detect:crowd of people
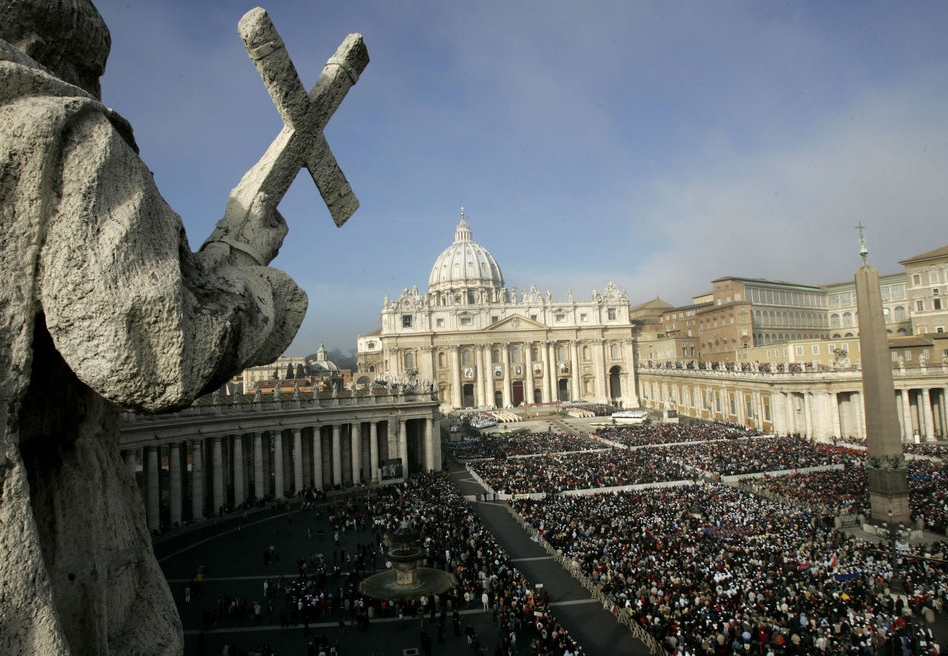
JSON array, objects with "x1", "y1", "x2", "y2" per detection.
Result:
[
  {"x1": 594, "y1": 422, "x2": 762, "y2": 448},
  {"x1": 444, "y1": 430, "x2": 605, "y2": 460},
  {"x1": 511, "y1": 484, "x2": 947, "y2": 655},
  {"x1": 194, "y1": 472, "x2": 586, "y2": 655},
  {"x1": 470, "y1": 448, "x2": 694, "y2": 495}
]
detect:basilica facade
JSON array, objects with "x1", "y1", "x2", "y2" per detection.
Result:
[{"x1": 356, "y1": 213, "x2": 639, "y2": 412}]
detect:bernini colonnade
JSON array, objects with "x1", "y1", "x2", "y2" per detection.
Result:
[
  {"x1": 119, "y1": 390, "x2": 440, "y2": 533},
  {"x1": 638, "y1": 364, "x2": 947, "y2": 442}
]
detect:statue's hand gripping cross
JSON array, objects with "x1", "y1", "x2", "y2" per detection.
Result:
[{"x1": 208, "y1": 8, "x2": 368, "y2": 265}]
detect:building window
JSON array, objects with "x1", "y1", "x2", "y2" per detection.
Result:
[
  {"x1": 916, "y1": 300, "x2": 926, "y2": 312},
  {"x1": 607, "y1": 308, "x2": 617, "y2": 320},
  {"x1": 404, "y1": 352, "x2": 414, "y2": 370},
  {"x1": 894, "y1": 306, "x2": 907, "y2": 321},
  {"x1": 930, "y1": 271, "x2": 940, "y2": 285},
  {"x1": 492, "y1": 349, "x2": 500, "y2": 364},
  {"x1": 610, "y1": 344, "x2": 619, "y2": 359},
  {"x1": 795, "y1": 346, "x2": 804, "y2": 356},
  {"x1": 402, "y1": 315, "x2": 412, "y2": 328},
  {"x1": 913, "y1": 274, "x2": 922, "y2": 285},
  {"x1": 367, "y1": 341, "x2": 375, "y2": 349},
  {"x1": 459, "y1": 317, "x2": 472, "y2": 326},
  {"x1": 491, "y1": 315, "x2": 499, "y2": 324},
  {"x1": 557, "y1": 345, "x2": 567, "y2": 361},
  {"x1": 554, "y1": 313, "x2": 565, "y2": 322},
  {"x1": 511, "y1": 347, "x2": 522, "y2": 363},
  {"x1": 436, "y1": 318, "x2": 444, "y2": 327},
  {"x1": 934, "y1": 299, "x2": 943, "y2": 310},
  {"x1": 580, "y1": 313, "x2": 587, "y2": 322},
  {"x1": 462, "y1": 350, "x2": 473, "y2": 366},
  {"x1": 811, "y1": 345, "x2": 820, "y2": 355}
]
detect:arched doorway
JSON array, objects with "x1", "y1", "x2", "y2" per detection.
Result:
[
  {"x1": 462, "y1": 383, "x2": 476, "y2": 408},
  {"x1": 557, "y1": 379, "x2": 570, "y2": 402},
  {"x1": 512, "y1": 381, "x2": 524, "y2": 406},
  {"x1": 609, "y1": 366, "x2": 622, "y2": 402}
]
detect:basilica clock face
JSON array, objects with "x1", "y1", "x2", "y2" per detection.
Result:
[{"x1": 463, "y1": 367, "x2": 475, "y2": 378}]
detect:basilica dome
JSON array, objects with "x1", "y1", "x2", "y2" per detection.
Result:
[{"x1": 428, "y1": 212, "x2": 504, "y2": 294}]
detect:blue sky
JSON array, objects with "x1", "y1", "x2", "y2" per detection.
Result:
[{"x1": 93, "y1": 1, "x2": 948, "y2": 356}]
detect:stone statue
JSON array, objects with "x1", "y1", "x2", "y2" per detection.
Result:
[{"x1": 0, "y1": 2, "x2": 366, "y2": 654}]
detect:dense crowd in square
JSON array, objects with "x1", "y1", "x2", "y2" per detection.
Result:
[
  {"x1": 470, "y1": 448, "x2": 694, "y2": 495},
  {"x1": 510, "y1": 484, "x2": 947, "y2": 655}
]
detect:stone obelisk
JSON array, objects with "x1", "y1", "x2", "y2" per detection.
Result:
[{"x1": 855, "y1": 226, "x2": 910, "y2": 523}]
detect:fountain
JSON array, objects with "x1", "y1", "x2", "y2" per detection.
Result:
[{"x1": 359, "y1": 521, "x2": 456, "y2": 600}]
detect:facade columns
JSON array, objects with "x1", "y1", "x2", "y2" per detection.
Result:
[
  {"x1": 450, "y1": 347, "x2": 462, "y2": 408},
  {"x1": 501, "y1": 343, "x2": 511, "y2": 408},
  {"x1": 525, "y1": 343, "x2": 535, "y2": 405},
  {"x1": 570, "y1": 341, "x2": 582, "y2": 402},
  {"x1": 169, "y1": 442, "x2": 182, "y2": 527},
  {"x1": 332, "y1": 424, "x2": 342, "y2": 487},
  {"x1": 593, "y1": 340, "x2": 607, "y2": 402},
  {"x1": 369, "y1": 421, "x2": 379, "y2": 482},
  {"x1": 480, "y1": 345, "x2": 492, "y2": 407},
  {"x1": 273, "y1": 430, "x2": 285, "y2": 499},
  {"x1": 191, "y1": 439, "x2": 204, "y2": 521},
  {"x1": 145, "y1": 445, "x2": 160, "y2": 533},
  {"x1": 352, "y1": 422, "x2": 363, "y2": 484}
]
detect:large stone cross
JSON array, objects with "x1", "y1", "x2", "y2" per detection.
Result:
[{"x1": 228, "y1": 7, "x2": 369, "y2": 228}]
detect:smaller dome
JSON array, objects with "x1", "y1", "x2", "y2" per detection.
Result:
[{"x1": 428, "y1": 210, "x2": 504, "y2": 293}]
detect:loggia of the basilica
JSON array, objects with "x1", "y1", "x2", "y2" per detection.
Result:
[{"x1": 119, "y1": 212, "x2": 948, "y2": 533}]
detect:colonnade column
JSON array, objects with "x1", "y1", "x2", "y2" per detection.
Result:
[
  {"x1": 922, "y1": 388, "x2": 936, "y2": 441},
  {"x1": 369, "y1": 422, "x2": 379, "y2": 482},
  {"x1": 169, "y1": 442, "x2": 182, "y2": 527},
  {"x1": 312, "y1": 427, "x2": 323, "y2": 490},
  {"x1": 830, "y1": 392, "x2": 842, "y2": 440},
  {"x1": 253, "y1": 432, "x2": 264, "y2": 499},
  {"x1": 399, "y1": 419, "x2": 409, "y2": 477},
  {"x1": 424, "y1": 416, "x2": 435, "y2": 471},
  {"x1": 900, "y1": 389, "x2": 913, "y2": 441},
  {"x1": 212, "y1": 437, "x2": 224, "y2": 514},
  {"x1": 803, "y1": 393, "x2": 814, "y2": 438},
  {"x1": 231, "y1": 435, "x2": 245, "y2": 508},
  {"x1": 124, "y1": 449, "x2": 137, "y2": 480},
  {"x1": 570, "y1": 341, "x2": 581, "y2": 402},
  {"x1": 145, "y1": 445, "x2": 160, "y2": 533},
  {"x1": 191, "y1": 439, "x2": 204, "y2": 521},
  {"x1": 853, "y1": 392, "x2": 865, "y2": 439},
  {"x1": 293, "y1": 428, "x2": 303, "y2": 494},
  {"x1": 351, "y1": 422, "x2": 363, "y2": 484},
  {"x1": 273, "y1": 430, "x2": 285, "y2": 499},
  {"x1": 332, "y1": 424, "x2": 342, "y2": 487}
]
